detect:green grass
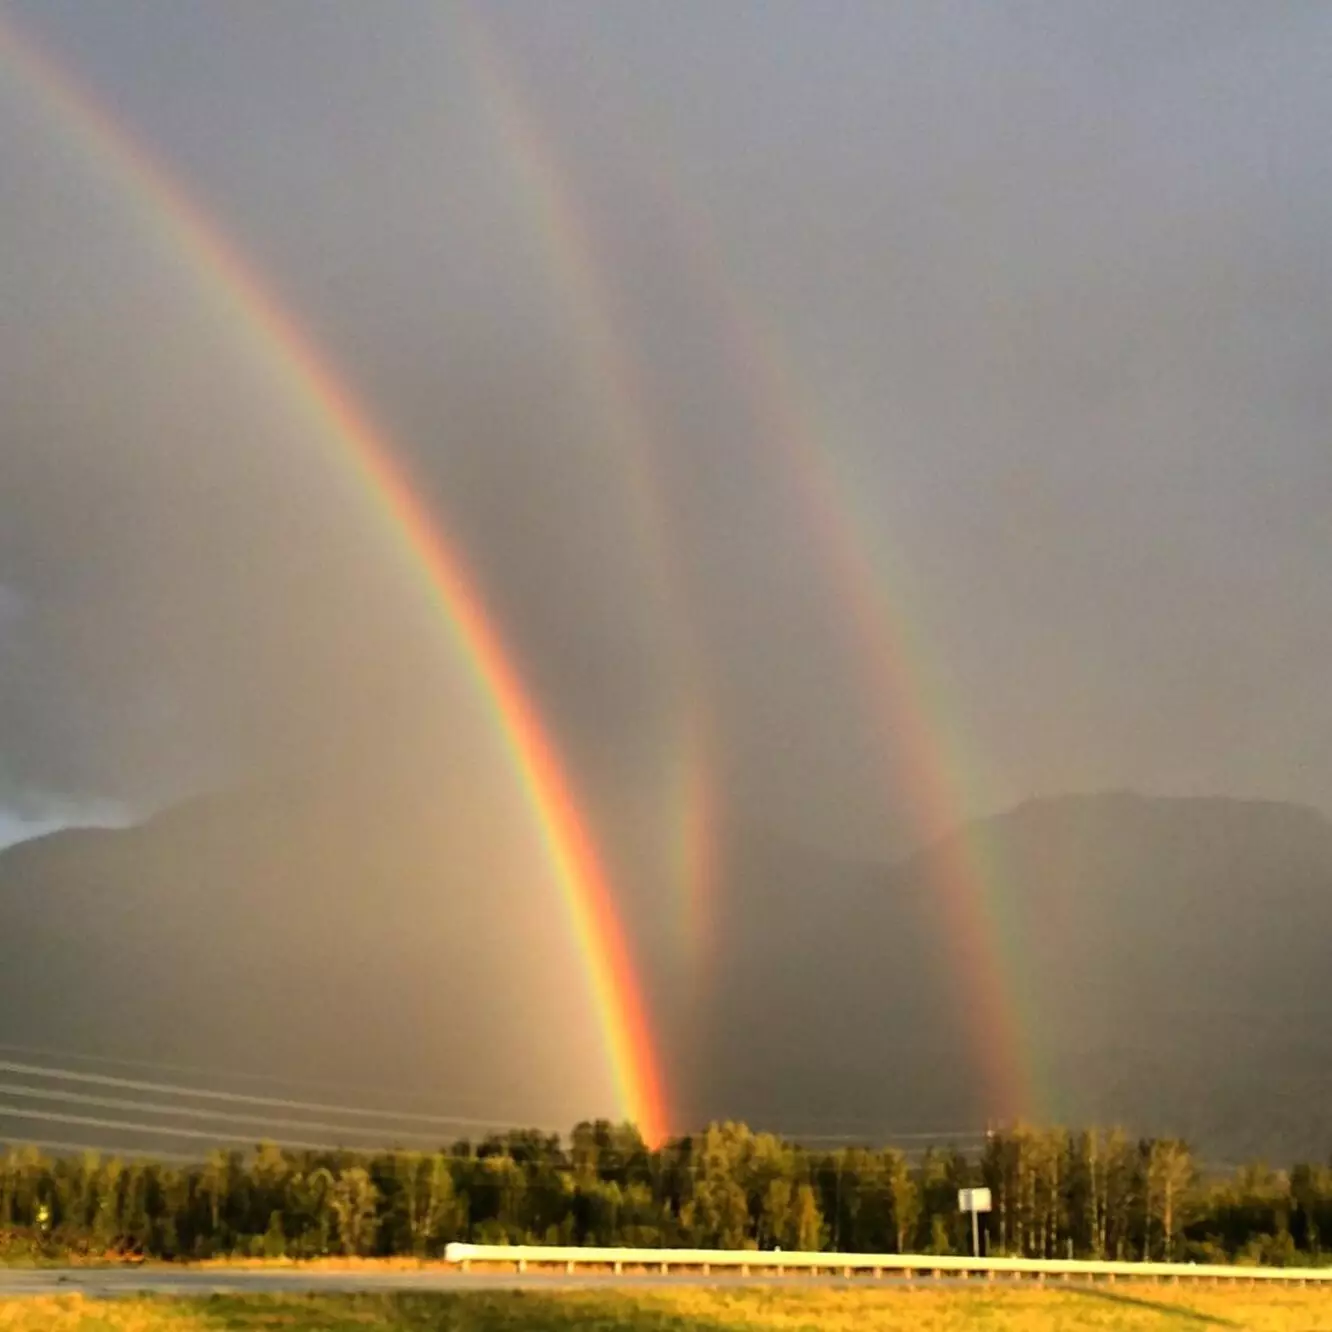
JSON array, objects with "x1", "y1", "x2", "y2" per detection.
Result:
[{"x1": 1, "y1": 1286, "x2": 1330, "y2": 1332}]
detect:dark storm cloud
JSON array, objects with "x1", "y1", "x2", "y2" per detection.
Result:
[{"x1": 2, "y1": 0, "x2": 1330, "y2": 856}]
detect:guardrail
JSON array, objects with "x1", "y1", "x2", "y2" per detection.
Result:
[{"x1": 443, "y1": 1242, "x2": 1332, "y2": 1285}]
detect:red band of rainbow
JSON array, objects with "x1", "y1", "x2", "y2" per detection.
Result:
[{"x1": 0, "y1": 15, "x2": 669, "y2": 1147}]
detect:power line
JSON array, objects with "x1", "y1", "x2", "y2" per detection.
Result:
[
  {"x1": 5, "y1": 1123, "x2": 1243, "y2": 1183},
  {"x1": 0, "y1": 1136, "x2": 199, "y2": 1164},
  {"x1": 0, "y1": 1107, "x2": 645, "y2": 1162},
  {"x1": 0, "y1": 1122, "x2": 719, "y2": 1174},
  {"x1": 0, "y1": 1044, "x2": 1022, "y2": 1140},
  {"x1": 0, "y1": 1042, "x2": 543, "y2": 1118},
  {"x1": 781, "y1": 1129, "x2": 989, "y2": 1143},
  {"x1": 0, "y1": 1081, "x2": 458, "y2": 1145},
  {"x1": 0, "y1": 1046, "x2": 1047, "y2": 1144},
  {"x1": 0, "y1": 1104, "x2": 378, "y2": 1154},
  {"x1": 0, "y1": 1060, "x2": 556, "y2": 1132}
]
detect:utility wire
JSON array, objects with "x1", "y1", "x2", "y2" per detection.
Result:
[
  {"x1": 0, "y1": 1104, "x2": 378, "y2": 1154},
  {"x1": 783, "y1": 1129, "x2": 989, "y2": 1143},
  {"x1": 0, "y1": 1045, "x2": 1014, "y2": 1139},
  {"x1": 0, "y1": 1060, "x2": 556, "y2": 1132},
  {"x1": 0, "y1": 1081, "x2": 459, "y2": 1144},
  {"x1": 0, "y1": 1076, "x2": 992, "y2": 1161},
  {"x1": 0, "y1": 1042, "x2": 540, "y2": 1119},
  {"x1": 0, "y1": 1136, "x2": 199, "y2": 1164},
  {"x1": 6, "y1": 1122, "x2": 1237, "y2": 1182}
]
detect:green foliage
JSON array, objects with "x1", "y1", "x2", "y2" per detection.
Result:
[{"x1": 1, "y1": 1118, "x2": 1330, "y2": 1265}]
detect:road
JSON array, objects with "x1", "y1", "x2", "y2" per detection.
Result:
[{"x1": 0, "y1": 1267, "x2": 949, "y2": 1298}]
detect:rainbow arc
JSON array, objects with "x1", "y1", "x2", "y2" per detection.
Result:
[{"x1": 0, "y1": 14, "x2": 668, "y2": 1147}]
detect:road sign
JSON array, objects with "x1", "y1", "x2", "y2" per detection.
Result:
[{"x1": 958, "y1": 1188, "x2": 991, "y2": 1258}]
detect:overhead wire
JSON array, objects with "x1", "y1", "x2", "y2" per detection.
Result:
[
  {"x1": 0, "y1": 1081, "x2": 461, "y2": 1144},
  {"x1": 0, "y1": 1042, "x2": 538, "y2": 1117},
  {"x1": 0, "y1": 1060, "x2": 556, "y2": 1132},
  {"x1": 0, "y1": 1136, "x2": 199, "y2": 1164},
  {"x1": 0, "y1": 1104, "x2": 381, "y2": 1153},
  {"x1": 0, "y1": 1057, "x2": 997, "y2": 1153},
  {"x1": 0, "y1": 1045, "x2": 1017, "y2": 1142}
]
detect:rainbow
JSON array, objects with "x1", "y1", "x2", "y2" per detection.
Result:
[
  {"x1": 462, "y1": 9, "x2": 720, "y2": 963},
  {"x1": 650, "y1": 180, "x2": 1043, "y2": 1122},
  {"x1": 456, "y1": 16, "x2": 1039, "y2": 1119},
  {"x1": 0, "y1": 15, "x2": 669, "y2": 1145}
]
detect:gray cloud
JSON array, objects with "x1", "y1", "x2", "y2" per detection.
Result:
[{"x1": 1, "y1": 1, "x2": 1329, "y2": 976}]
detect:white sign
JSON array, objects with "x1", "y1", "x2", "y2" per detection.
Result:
[{"x1": 958, "y1": 1187, "x2": 992, "y2": 1213}]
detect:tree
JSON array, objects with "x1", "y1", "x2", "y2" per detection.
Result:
[
  {"x1": 1069, "y1": 1129, "x2": 1107, "y2": 1259},
  {"x1": 681, "y1": 1123, "x2": 756, "y2": 1248},
  {"x1": 1146, "y1": 1139, "x2": 1194, "y2": 1261},
  {"x1": 884, "y1": 1150, "x2": 919, "y2": 1253},
  {"x1": 0, "y1": 1116, "x2": 1326, "y2": 1267},
  {"x1": 90, "y1": 1158, "x2": 125, "y2": 1254},
  {"x1": 329, "y1": 1166, "x2": 380, "y2": 1256},
  {"x1": 791, "y1": 1182, "x2": 825, "y2": 1252},
  {"x1": 1291, "y1": 1163, "x2": 1332, "y2": 1257},
  {"x1": 290, "y1": 1166, "x2": 336, "y2": 1257},
  {"x1": 1102, "y1": 1129, "x2": 1139, "y2": 1260}
]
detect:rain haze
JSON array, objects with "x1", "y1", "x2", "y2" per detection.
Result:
[{"x1": 1, "y1": 1, "x2": 1331, "y2": 1152}]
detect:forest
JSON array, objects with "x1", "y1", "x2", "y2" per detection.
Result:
[{"x1": 2, "y1": 1121, "x2": 1330, "y2": 1267}]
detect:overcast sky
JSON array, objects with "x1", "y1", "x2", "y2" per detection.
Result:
[{"x1": 2, "y1": 0, "x2": 1331, "y2": 863}]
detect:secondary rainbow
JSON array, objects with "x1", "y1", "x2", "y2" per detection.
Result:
[
  {"x1": 455, "y1": 14, "x2": 1040, "y2": 1117},
  {"x1": 654, "y1": 182, "x2": 1044, "y2": 1121},
  {"x1": 462, "y1": 8, "x2": 720, "y2": 963},
  {"x1": 0, "y1": 16, "x2": 668, "y2": 1145},
  {"x1": 457, "y1": 17, "x2": 1041, "y2": 1120}
]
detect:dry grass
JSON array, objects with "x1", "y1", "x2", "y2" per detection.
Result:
[{"x1": 0, "y1": 1284, "x2": 1329, "y2": 1331}]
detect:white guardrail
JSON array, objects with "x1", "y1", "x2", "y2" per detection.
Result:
[{"x1": 444, "y1": 1242, "x2": 1332, "y2": 1285}]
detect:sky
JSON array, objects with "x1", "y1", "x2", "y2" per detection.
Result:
[{"x1": 3, "y1": 0, "x2": 1331, "y2": 868}]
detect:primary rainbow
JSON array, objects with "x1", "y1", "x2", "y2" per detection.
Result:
[
  {"x1": 454, "y1": 14, "x2": 1039, "y2": 1118},
  {"x1": 455, "y1": 19, "x2": 1041, "y2": 1119},
  {"x1": 0, "y1": 16, "x2": 669, "y2": 1146}
]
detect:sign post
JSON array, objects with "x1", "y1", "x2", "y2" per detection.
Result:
[{"x1": 957, "y1": 1187, "x2": 992, "y2": 1258}]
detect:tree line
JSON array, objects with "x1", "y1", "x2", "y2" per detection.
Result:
[{"x1": 1, "y1": 1121, "x2": 1329, "y2": 1265}]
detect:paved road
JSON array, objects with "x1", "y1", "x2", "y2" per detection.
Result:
[
  {"x1": 1, "y1": 1266, "x2": 1268, "y2": 1301},
  {"x1": 0, "y1": 1267, "x2": 946, "y2": 1298}
]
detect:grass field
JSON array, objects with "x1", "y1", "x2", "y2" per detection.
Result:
[{"x1": 0, "y1": 1286, "x2": 1329, "y2": 1331}]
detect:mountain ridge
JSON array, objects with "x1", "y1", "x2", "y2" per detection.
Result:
[{"x1": 0, "y1": 787, "x2": 1329, "y2": 1161}]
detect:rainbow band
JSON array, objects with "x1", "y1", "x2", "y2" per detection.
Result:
[
  {"x1": 458, "y1": 13, "x2": 1038, "y2": 1119},
  {"x1": 463, "y1": 9, "x2": 720, "y2": 966},
  {"x1": 0, "y1": 16, "x2": 668, "y2": 1146},
  {"x1": 663, "y1": 195, "x2": 1040, "y2": 1121}
]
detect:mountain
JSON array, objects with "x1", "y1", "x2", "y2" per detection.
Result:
[
  {"x1": 690, "y1": 793, "x2": 1332, "y2": 1164},
  {"x1": 1, "y1": 789, "x2": 1330, "y2": 1163},
  {"x1": 0, "y1": 780, "x2": 619, "y2": 1140},
  {"x1": 681, "y1": 822, "x2": 977, "y2": 1140},
  {"x1": 936, "y1": 793, "x2": 1332, "y2": 1162}
]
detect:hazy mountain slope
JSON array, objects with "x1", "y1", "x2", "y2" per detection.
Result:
[
  {"x1": 684, "y1": 824, "x2": 977, "y2": 1140},
  {"x1": 2, "y1": 790, "x2": 1330, "y2": 1163},
  {"x1": 690, "y1": 794, "x2": 1332, "y2": 1163},
  {"x1": 0, "y1": 783, "x2": 615, "y2": 1138},
  {"x1": 927, "y1": 793, "x2": 1332, "y2": 1161}
]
